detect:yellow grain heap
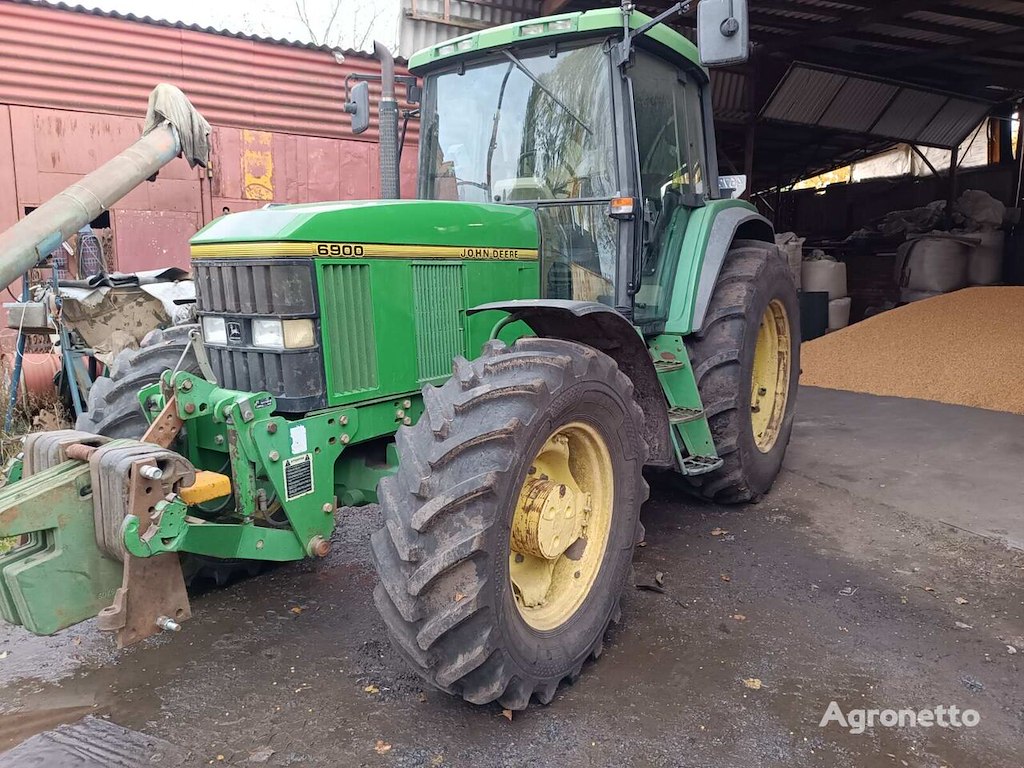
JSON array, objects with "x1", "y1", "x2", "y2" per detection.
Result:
[{"x1": 800, "y1": 287, "x2": 1024, "y2": 414}]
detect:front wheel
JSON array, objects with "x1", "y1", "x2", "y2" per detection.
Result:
[
  {"x1": 372, "y1": 337, "x2": 648, "y2": 709},
  {"x1": 685, "y1": 241, "x2": 800, "y2": 503}
]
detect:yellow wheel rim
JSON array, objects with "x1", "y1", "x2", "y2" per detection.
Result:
[
  {"x1": 509, "y1": 422, "x2": 614, "y2": 632},
  {"x1": 750, "y1": 299, "x2": 792, "y2": 453}
]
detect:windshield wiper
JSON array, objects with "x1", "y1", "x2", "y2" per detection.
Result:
[{"x1": 501, "y1": 50, "x2": 593, "y2": 136}]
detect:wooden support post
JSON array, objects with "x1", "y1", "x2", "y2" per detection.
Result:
[
  {"x1": 1015, "y1": 103, "x2": 1024, "y2": 209},
  {"x1": 946, "y1": 146, "x2": 959, "y2": 228}
]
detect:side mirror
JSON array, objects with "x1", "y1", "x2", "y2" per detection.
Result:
[
  {"x1": 345, "y1": 81, "x2": 370, "y2": 135},
  {"x1": 697, "y1": 0, "x2": 749, "y2": 67},
  {"x1": 407, "y1": 82, "x2": 422, "y2": 105}
]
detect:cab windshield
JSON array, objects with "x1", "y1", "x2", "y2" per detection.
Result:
[{"x1": 418, "y1": 44, "x2": 617, "y2": 204}]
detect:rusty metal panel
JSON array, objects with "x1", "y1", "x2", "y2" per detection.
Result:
[
  {"x1": 210, "y1": 124, "x2": 415, "y2": 204},
  {"x1": 9, "y1": 106, "x2": 201, "y2": 209},
  {"x1": 0, "y1": 106, "x2": 17, "y2": 231},
  {"x1": 0, "y1": 2, "x2": 419, "y2": 144},
  {"x1": 112, "y1": 209, "x2": 200, "y2": 272}
]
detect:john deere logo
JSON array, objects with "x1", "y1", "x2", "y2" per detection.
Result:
[{"x1": 227, "y1": 322, "x2": 243, "y2": 344}]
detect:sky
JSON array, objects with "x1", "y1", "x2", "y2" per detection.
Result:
[{"x1": 57, "y1": 0, "x2": 401, "y2": 51}]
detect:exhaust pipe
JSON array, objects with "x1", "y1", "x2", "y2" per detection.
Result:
[{"x1": 374, "y1": 41, "x2": 400, "y2": 200}]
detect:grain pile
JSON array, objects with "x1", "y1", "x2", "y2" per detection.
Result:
[{"x1": 800, "y1": 287, "x2": 1024, "y2": 414}]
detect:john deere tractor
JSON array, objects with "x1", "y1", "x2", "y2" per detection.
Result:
[{"x1": 0, "y1": 1, "x2": 797, "y2": 710}]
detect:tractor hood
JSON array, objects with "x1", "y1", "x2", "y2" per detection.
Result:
[{"x1": 191, "y1": 200, "x2": 539, "y2": 255}]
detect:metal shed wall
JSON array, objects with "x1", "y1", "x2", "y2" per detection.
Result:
[
  {"x1": 0, "y1": 1, "x2": 418, "y2": 143},
  {"x1": 0, "y1": 1, "x2": 419, "y2": 271}
]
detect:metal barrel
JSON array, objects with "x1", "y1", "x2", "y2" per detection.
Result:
[{"x1": 0, "y1": 123, "x2": 181, "y2": 290}]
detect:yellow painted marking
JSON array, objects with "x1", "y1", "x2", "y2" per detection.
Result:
[
  {"x1": 242, "y1": 129, "x2": 274, "y2": 201},
  {"x1": 179, "y1": 471, "x2": 232, "y2": 505},
  {"x1": 191, "y1": 241, "x2": 538, "y2": 261}
]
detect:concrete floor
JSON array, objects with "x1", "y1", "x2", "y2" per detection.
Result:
[{"x1": 0, "y1": 387, "x2": 1021, "y2": 766}]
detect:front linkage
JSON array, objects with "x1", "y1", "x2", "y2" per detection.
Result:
[{"x1": 0, "y1": 369, "x2": 411, "y2": 645}]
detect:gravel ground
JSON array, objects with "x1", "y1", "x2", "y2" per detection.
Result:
[{"x1": 0, "y1": 390, "x2": 1021, "y2": 767}]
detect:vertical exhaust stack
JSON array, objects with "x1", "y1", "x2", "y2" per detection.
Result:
[{"x1": 375, "y1": 41, "x2": 401, "y2": 200}]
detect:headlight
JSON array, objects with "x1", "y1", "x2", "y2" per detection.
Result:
[
  {"x1": 202, "y1": 316, "x2": 227, "y2": 345},
  {"x1": 252, "y1": 318, "x2": 315, "y2": 349},
  {"x1": 282, "y1": 319, "x2": 315, "y2": 349}
]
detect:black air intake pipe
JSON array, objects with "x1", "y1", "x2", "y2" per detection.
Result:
[{"x1": 375, "y1": 41, "x2": 400, "y2": 200}]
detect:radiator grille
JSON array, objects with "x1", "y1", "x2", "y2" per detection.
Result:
[
  {"x1": 207, "y1": 347, "x2": 281, "y2": 393},
  {"x1": 412, "y1": 264, "x2": 464, "y2": 383},
  {"x1": 194, "y1": 260, "x2": 315, "y2": 315},
  {"x1": 321, "y1": 263, "x2": 378, "y2": 394}
]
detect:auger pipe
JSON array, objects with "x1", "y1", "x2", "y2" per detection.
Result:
[{"x1": 0, "y1": 84, "x2": 210, "y2": 290}]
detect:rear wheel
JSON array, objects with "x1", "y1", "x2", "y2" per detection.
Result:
[
  {"x1": 372, "y1": 337, "x2": 647, "y2": 709},
  {"x1": 77, "y1": 325, "x2": 260, "y2": 586},
  {"x1": 685, "y1": 241, "x2": 800, "y2": 503}
]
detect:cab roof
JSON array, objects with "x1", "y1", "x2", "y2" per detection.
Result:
[{"x1": 407, "y1": 7, "x2": 702, "y2": 74}]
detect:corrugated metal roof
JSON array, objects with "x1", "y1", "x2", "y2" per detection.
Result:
[
  {"x1": 709, "y1": 70, "x2": 749, "y2": 124},
  {"x1": 0, "y1": 1, "x2": 418, "y2": 143},
  {"x1": 599, "y1": 0, "x2": 1024, "y2": 189},
  {"x1": 398, "y1": 0, "x2": 541, "y2": 59},
  {"x1": 12, "y1": 0, "x2": 370, "y2": 56},
  {"x1": 761, "y1": 64, "x2": 993, "y2": 150}
]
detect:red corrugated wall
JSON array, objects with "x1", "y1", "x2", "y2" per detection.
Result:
[
  {"x1": 0, "y1": 1, "x2": 419, "y2": 143},
  {"x1": 0, "y1": 1, "x2": 419, "y2": 273}
]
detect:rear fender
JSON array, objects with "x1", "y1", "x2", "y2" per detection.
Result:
[{"x1": 468, "y1": 300, "x2": 674, "y2": 467}]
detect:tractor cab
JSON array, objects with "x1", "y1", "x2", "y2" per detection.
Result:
[{"x1": 404, "y1": 2, "x2": 747, "y2": 332}]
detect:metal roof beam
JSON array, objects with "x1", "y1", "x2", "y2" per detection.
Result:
[
  {"x1": 540, "y1": 0, "x2": 572, "y2": 14},
  {"x1": 886, "y1": 27, "x2": 1024, "y2": 70},
  {"x1": 757, "y1": 0, "x2": 936, "y2": 52},
  {"x1": 926, "y1": 4, "x2": 1024, "y2": 28}
]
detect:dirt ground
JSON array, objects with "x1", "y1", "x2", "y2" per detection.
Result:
[{"x1": 0, "y1": 388, "x2": 1021, "y2": 767}]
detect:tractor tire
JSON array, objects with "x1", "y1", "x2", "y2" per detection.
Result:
[
  {"x1": 76, "y1": 325, "x2": 260, "y2": 587},
  {"x1": 684, "y1": 240, "x2": 800, "y2": 503},
  {"x1": 76, "y1": 325, "x2": 198, "y2": 437},
  {"x1": 372, "y1": 337, "x2": 648, "y2": 710}
]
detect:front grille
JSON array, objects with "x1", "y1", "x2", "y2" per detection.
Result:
[
  {"x1": 194, "y1": 260, "x2": 315, "y2": 316},
  {"x1": 194, "y1": 257, "x2": 325, "y2": 413}
]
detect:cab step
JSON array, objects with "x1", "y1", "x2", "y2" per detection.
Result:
[
  {"x1": 681, "y1": 455, "x2": 724, "y2": 475},
  {"x1": 667, "y1": 406, "x2": 704, "y2": 425}
]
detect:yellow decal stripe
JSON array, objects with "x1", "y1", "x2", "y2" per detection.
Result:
[{"x1": 190, "y1": 242, "x2": 538, "y2": 261}]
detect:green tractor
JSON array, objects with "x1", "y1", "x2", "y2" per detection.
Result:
[{"x1": 0, "y1": 1, "x2": 798, "y2": 709}]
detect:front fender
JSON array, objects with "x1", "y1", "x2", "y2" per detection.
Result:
[
  {"x1": 468, "y1": 300, "x2": 674, "y2": 467},
  {"x1": 667, "y1": 200, "x2": 774, "y2": 334}
]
